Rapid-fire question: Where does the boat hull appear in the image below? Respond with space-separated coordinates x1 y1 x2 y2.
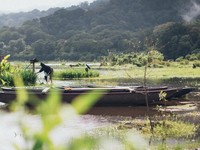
0 86 195 106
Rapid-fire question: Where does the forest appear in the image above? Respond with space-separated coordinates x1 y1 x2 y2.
0 0 200 61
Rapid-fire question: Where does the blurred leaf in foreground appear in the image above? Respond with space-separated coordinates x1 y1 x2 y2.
10 75 28 111
71 90 106 114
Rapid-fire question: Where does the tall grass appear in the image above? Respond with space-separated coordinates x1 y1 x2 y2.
53 69 99 79
0 69 37 86
19 70 37 86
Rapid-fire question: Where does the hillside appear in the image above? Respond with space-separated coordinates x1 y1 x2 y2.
0 8 60 28
0 0 200 61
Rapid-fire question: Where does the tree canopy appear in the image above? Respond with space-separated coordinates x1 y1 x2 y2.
0 0 200 61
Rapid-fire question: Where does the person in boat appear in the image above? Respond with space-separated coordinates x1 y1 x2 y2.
37 62 53 84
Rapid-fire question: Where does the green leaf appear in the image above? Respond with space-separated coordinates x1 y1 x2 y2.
71 90 106 114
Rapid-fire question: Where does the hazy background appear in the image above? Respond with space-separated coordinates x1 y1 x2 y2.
0 0 95 13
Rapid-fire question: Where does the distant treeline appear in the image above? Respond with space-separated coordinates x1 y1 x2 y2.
0 0 200 61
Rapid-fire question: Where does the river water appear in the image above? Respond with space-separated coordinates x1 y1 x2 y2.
1 69 200 149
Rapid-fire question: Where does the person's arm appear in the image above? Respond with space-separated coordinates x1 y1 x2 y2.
37 68 44 73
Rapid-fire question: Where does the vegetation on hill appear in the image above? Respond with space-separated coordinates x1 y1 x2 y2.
0 0 200 61
0 8 60 28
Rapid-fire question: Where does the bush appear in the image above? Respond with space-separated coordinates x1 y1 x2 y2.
20 70 37 86
0 55 37 86
0 73 14 86
175 56 184 62
105 51 165 67
185 54 198 61
180 59 189 65
0 70 37 86
193 61 200 67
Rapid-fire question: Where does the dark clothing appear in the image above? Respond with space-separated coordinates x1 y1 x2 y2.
38 63 53 75
38 63 53 83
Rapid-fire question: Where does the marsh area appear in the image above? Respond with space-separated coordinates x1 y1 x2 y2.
1 62 200 149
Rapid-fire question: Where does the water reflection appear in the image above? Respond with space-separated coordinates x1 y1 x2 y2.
0 111 113 150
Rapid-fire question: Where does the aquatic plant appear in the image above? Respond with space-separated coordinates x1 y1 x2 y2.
53 68 99 79
19 69 37 86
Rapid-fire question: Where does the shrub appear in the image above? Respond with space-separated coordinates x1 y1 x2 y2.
0 55 37 86
180 59 189 65
175 57 184 62
0 70 37 86
20 70 37 86
193 61 200 67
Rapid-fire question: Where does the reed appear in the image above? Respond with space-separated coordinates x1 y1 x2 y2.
53 69 99 79
19 69 37 86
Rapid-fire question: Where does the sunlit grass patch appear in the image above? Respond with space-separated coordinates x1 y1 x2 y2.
116 118 196 139
145 120 195 138
100 64 200 80
151 140 200 150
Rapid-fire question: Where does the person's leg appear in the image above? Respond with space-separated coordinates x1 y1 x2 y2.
44 72 49 84
50 69 53 84
49 74 53 84
44 75 48 83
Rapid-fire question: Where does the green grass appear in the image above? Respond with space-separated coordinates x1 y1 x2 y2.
0 69 37 86
99 62 200 79
117 119 196 138
151 141 200 150
53 68 99 79
10 61 200 80
20 70 37 86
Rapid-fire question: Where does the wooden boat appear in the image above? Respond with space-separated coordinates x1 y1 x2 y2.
0 86 195 106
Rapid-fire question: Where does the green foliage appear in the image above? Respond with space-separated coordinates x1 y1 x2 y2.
20 69 37 86
193 61 200 67
72 89 105 114
66 136 98 150
121 118 196 139
10 75 28 110
175 56 184 62
0 9 59 28
0 70 37 86
0 73 14 86
0 55 37 86
154 142 200 150
32 89 62 150
0 55 13 85
148 50 164 63
185 53 200 61
146 120 195 139
104 51 165 67
53 69 99 79
179 59 189 65
0 0 199 61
